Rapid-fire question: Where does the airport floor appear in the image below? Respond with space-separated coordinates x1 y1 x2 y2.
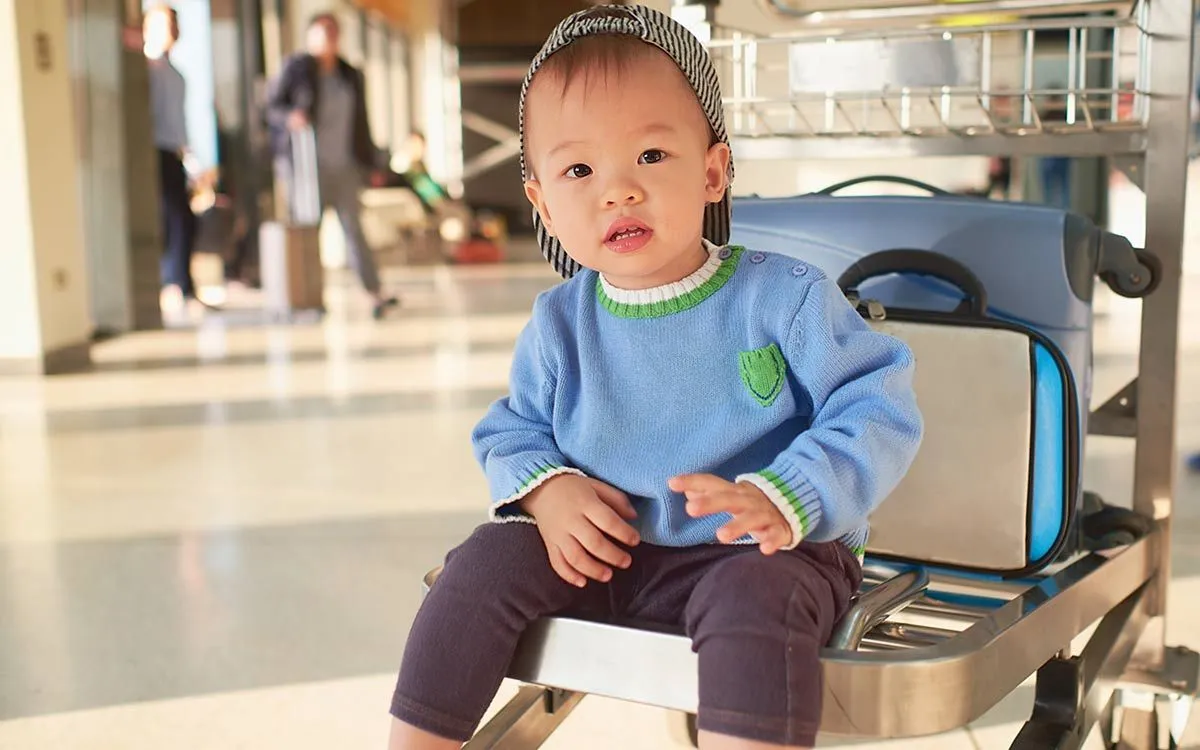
2 185 1200 749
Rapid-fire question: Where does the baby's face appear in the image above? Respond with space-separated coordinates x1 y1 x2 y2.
523 48 730 290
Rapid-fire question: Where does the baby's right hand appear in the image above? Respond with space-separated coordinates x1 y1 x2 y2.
519 475 640 587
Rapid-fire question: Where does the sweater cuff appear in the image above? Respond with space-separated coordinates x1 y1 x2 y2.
489 464 586 524
736 466 823 551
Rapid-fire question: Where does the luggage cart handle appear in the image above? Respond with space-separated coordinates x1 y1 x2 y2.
838 248 989 317
814 175 949 197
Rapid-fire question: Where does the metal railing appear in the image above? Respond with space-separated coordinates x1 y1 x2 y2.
754 0 1137 27
707 2 1150 145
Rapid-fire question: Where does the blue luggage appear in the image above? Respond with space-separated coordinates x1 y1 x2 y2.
728 177 1160 565
728 176 1159 430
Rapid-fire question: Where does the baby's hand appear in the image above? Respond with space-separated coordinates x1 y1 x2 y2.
669 474 793 555
519 475 640 587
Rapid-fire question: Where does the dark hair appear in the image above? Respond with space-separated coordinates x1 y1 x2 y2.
308 12 340 31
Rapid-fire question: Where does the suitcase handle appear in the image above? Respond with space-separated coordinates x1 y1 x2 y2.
837 249 989 317
814 175 949 196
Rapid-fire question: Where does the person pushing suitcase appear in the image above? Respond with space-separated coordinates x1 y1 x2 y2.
267 11 399 319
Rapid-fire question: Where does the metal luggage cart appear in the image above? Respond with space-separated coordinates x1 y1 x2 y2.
431 1 1198 747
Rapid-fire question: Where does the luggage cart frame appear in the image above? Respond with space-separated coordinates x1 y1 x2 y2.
433 1 1197 747
681 2 1197 744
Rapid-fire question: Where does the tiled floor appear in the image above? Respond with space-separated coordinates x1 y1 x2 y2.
1 185 1198 748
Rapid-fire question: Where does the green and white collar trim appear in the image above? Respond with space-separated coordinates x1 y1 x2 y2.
597 241 743 319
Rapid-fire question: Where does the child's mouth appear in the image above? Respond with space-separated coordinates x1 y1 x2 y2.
605 220 653 254
610 228 644 241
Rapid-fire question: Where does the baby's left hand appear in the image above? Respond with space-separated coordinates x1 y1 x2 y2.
668 474 792 555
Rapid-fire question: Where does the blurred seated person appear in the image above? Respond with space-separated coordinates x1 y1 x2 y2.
385 131 452 214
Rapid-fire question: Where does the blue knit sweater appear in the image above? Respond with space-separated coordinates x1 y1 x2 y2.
472 243 923 555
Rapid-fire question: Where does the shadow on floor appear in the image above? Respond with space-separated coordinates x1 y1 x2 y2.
89 340 514 374
40 386 508 434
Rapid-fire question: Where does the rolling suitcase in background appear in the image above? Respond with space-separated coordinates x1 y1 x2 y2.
261 126 325 319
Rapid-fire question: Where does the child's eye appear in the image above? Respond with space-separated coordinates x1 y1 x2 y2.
564 164 592 179
639 149 667 164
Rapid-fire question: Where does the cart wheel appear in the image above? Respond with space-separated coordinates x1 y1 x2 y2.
1103 249 1161 299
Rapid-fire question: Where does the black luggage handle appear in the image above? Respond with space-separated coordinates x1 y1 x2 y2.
814 175 949 197
837 249 989 317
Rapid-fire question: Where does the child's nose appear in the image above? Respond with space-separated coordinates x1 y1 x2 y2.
603 182 644 207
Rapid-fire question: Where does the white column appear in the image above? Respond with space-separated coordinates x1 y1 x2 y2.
411 0 461 194
0 0 93 374
388 31 412 147
68 0 134 334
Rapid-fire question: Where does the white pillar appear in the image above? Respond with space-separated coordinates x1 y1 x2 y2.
68 0 134 334
0 0 93 374
412 0 461 194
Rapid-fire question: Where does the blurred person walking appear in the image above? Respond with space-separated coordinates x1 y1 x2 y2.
266 12 398 319
144 4 213 318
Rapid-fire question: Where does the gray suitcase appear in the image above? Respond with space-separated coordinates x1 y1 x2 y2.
259 222 324 318
261 127 324 318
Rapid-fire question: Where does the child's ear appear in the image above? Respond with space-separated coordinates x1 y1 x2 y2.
703 142 732 202
523 179 556 236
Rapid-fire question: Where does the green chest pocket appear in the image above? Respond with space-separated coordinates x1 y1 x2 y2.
738 343 788 407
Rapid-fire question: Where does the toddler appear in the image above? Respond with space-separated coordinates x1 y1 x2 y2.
389 6 923 749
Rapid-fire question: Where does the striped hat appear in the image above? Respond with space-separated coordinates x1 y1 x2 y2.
518 4 733 280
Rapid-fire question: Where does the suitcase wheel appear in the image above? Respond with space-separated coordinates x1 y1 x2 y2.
1080 499 1153 551
1102 248 1161 299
